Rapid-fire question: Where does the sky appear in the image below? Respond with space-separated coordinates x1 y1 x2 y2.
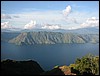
1 1 99 30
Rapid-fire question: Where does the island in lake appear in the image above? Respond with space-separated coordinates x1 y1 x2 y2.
1 1 99 75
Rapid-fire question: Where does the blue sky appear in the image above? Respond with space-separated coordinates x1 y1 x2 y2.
1 1 99 30
1 1 99 13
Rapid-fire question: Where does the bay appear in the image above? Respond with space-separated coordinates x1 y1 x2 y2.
1 42 99 71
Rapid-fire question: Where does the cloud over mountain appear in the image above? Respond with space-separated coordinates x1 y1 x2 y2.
68 17 99 30
1 14 12 19
1 21 12 29
42 24 61 30
13 16 20 18
24 20 36 29
81 17 99 28
1 3 98 31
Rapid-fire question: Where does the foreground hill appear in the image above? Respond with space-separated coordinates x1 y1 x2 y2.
1 54 99 75
8 31 99 45
1 59 44 75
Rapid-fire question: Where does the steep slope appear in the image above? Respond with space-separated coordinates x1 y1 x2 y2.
8 31 99 45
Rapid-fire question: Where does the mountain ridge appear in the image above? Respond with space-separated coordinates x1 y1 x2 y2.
8 31 99 45
1 26 99 34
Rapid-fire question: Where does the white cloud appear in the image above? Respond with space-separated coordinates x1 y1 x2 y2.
1 21 12 29
42 24 61 30
62 5 71 16
63 17 78 24
81 17 99 28
6 10 63 25
24 20 36 29
1 4 98 30
67 17 99 30
13 16 20 18
62 5 78 24
1 14 12 19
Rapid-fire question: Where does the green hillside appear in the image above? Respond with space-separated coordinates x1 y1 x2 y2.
8 31 99 45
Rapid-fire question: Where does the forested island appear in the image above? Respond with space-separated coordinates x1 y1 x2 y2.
1 54 99 75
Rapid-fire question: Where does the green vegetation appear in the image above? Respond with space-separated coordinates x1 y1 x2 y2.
54 65 59 69
48 53 99 75
8 31 99 45
69 54 99 75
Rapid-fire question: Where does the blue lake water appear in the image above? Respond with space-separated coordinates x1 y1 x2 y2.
1 42 99 71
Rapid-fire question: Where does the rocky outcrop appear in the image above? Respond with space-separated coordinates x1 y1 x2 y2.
59 66 76 75
41 66 76 75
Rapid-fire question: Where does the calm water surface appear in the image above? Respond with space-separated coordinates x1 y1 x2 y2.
1 42 99 70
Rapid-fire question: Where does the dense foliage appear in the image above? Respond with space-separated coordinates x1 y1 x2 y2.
69 54 99 75
43 54 99 75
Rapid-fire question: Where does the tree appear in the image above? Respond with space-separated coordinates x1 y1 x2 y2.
73 54 99 75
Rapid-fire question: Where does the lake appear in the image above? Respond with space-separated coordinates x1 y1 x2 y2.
1 42 99 71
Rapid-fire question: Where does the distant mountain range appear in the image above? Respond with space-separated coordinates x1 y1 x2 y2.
1 26 99 45
69 27 99 34
1 26 99 34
